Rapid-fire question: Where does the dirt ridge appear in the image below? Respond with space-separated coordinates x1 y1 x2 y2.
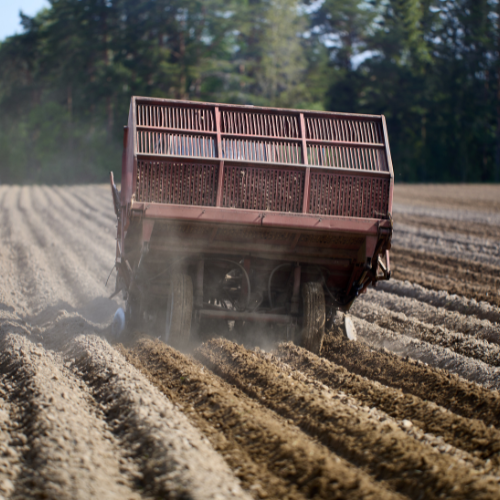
0 332 142 500
321 333 500 428
276 342 500 465
378 279 500 324
122 338 405 500
352 317 500 390
353 300 500 367
196 338 500 500
67 334 249 500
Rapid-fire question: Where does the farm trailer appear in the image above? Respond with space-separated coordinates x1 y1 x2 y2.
110 97 394 353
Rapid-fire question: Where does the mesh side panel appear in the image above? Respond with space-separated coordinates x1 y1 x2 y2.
222 166 304 212
309 172 390 218
221 110 300 138
136 161 219 206
305 116 383 143
137 130 216 157
137 104 215 131
307 144 386 171
222 138 301 164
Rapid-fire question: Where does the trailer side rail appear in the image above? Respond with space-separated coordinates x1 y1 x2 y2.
121 98 394 220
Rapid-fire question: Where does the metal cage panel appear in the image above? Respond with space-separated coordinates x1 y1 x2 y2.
308 172 390 218
137 103 215 131
137 130 216 157
222 166 304 212
128 97 394 220
307 144 386 170
136 161 219 206
305 116 383 143
221 110 300 138
221 138 302 164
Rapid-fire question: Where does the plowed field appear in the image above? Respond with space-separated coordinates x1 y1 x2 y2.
1 183 499 499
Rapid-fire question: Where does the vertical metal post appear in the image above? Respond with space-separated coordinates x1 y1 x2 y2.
300 113 310 213
381 115 394 216
290 265 301 315
120 125 129 258
195 259 204 308
215 106 225 207
242 258 251 298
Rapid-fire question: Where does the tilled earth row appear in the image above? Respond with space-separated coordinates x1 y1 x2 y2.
1 184 500 499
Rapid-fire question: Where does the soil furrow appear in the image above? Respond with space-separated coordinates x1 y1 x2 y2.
394 213 500 241
72 185 115 216
0 332 142 500
352 299 500 367
391 246 500 307
7 187 77 311
393 185 500 214
360 288 500 345
352 317 500 390
0 392 21 499
23 187 108 303
71 186 118 224
67 334 249 500
121 338 405 500
393 203 500 226
55 186 116 230
37 186 115 271
276 341 500 466
37 187 117 276
395 224 500 252
196 338 500 500
321 333 500 428
255 343 485 472
50 186 116 244
378 279 500 325
393 225 500 267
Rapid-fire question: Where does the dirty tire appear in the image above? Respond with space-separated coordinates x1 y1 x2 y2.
165 274 193 350
299 282 325 354
125 294 141 329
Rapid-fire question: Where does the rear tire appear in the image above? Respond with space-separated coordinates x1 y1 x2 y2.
298 282 325 354
165 274 193 350
125 294 142 330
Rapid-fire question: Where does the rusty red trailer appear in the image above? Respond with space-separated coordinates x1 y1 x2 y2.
111 97 393 352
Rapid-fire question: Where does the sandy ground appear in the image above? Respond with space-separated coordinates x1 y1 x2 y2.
0 183 499 499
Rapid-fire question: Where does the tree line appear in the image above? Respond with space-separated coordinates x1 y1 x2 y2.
0 0 499 184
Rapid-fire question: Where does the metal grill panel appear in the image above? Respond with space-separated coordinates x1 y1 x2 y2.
222 166 304 212
137 104 215 131
309 172 390 218
222 139 301 164
137 130 216 157
130 97 393 220
307 144 386 171
305 116 383 143
221 110 300 138
136 161 219 206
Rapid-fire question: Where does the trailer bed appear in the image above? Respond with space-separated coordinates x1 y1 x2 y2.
112 97 394 351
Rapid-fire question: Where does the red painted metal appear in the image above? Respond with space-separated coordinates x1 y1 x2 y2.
221 165 304 212
308 173 390 218
136 160 219 206
125 97 392 223
128 202 388 235
115 96 395 316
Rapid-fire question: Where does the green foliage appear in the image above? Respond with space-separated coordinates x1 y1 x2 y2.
0 0 499 183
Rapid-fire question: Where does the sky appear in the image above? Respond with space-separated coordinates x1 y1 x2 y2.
0 0 49 41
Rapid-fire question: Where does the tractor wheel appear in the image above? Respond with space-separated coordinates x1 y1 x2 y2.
125 294 142 330
298 282 325 354
164 274 193 350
